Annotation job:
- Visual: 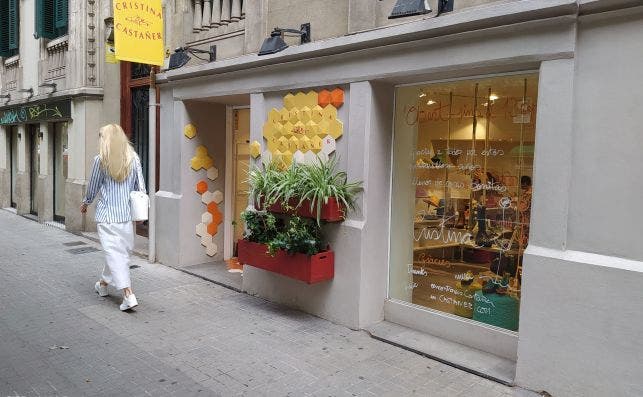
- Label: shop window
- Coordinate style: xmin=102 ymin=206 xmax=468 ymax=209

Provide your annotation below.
xmin=35 ymin=0 xmax=68 ymax=40
xmin=0 ymin=0 xmax=19 ymax=57
xmin=390 ymin=74 xmax=538 ymax=332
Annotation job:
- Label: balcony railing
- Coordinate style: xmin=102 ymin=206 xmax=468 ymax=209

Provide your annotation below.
xmin=1 ymin=56 xmax=20 ymax=94
xmin=43 ymin=35 xmax=69 ymax=83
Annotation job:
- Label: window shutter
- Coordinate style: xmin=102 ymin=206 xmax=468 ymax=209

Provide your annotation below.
xmin=36 ymin=0 xmax=56 ymax=39
xmin=8 ymin=0 xmax=18 ymax=50
xmin=54 ymin=0 xmax=68 ymax=31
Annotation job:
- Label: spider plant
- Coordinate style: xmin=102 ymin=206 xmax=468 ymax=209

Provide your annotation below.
xmin=266 ymin=163 xmax=307 ymax=211
xmin=299 ymin=156 xmax=363 ymax=224
xmin=247 ymin=162 xmax=281 ymax=209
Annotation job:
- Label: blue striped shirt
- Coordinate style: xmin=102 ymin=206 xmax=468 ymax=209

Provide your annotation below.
xmin=82 ymin=154 xmax=146 ymax=223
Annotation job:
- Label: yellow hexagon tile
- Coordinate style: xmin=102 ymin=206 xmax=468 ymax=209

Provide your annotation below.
xmin=184 ymin=123 xmax=197 ymax=139
xmin=283 ymin=93 xmax=296 ymax=110
xmin=294 ymin=92 xmax=307 ymax=108
xmin=304 ymin=120 xmax=319 ymax=138
xmin=262 ymin=122 xmax=276 ymax=140
xmin=279 ymin=107 xmax=290 ymax=124
xmin=311 ymin=105 xmax=324 ymax=123
xmin=311 ymin=135 xmax=322 ymax=153
xmin=202 ymin=156 xmax=214 ymax=170
xmin=195 ymin=145 xmax=208 ymax=157
xmin=289 ymin=108 xmax=300 ymax=124
xmin=288 ymin=136 xmax=299 ymax=152
xmin=292 ymin=121 xmax=305 ymax=137
xmin=299 ymin=106 xmax=311 ymax=123
xmin=191 ymin=156 xmax=204 ymax=171
xmin=299 ymin=135 xmax=312 ymax=151
xmin=317 ymin=119 xmax=330 ymax=136
xmin=266 ymin=136 xmax=279 ymax=152
xmin=282 ymin=150 xmax=293 ymax=166
xmin=282 ymin=121 xmax=294 ymax=137
xmin=323 ymin=104 xmax=337 ymax=121
xmin=277 ymin=136 xmax=289 ymax=152
xmin=329 ymin=119 xmax=343 ymax=139
xmin=250 ymin=141 xmax=261 ymax=158
xmin=305 ymin=91 xmax=318 ymax=107
xmin=268 ymin=108 xmax=280 ymax=124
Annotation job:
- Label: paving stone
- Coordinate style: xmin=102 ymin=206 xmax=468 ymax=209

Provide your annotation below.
xmin=0 ymin=210 xmax=539 ymax=397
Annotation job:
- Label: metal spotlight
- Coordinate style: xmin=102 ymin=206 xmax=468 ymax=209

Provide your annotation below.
xmin=258 ymin=23 xmax=311 ymax=56
xmin=168 ymin=45 xmax=217 ymax=70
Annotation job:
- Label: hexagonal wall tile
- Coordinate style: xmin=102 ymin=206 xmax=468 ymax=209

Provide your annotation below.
xmin=201 ymin=191 xmax=214 ymax=204
xmin=184 ymin=123 xmax=197 ymax=139
xmin=201 ymin=234 xmax=213 ymax=247
xmin=268 ymin=108 xmax=280 ymax=124
xmin=191 ymin=157 xmax=203 ymax=171
xmin=299 ymin=136 xmax=312 ymax=151
xmin=282 ymin=150 xmax=293 ymax=166
xmin=196 ymin=222 xmax=206 ymax=237
xmin=206 ymin=243 xmax=218 ymax=257
xmin=196 ymin=180 xmax=208 ymax=194
xmin=311 ymin=105 xmax=324 ymax=122
xmin=293 ymin=150 xmax=305 ymax=164
xmin=201 ymin=212 xmax=213 ymax=224
xmin=299 ymin=106 xmax=311 ymax=123
xmin=288 ymin=136 xmax=299 ymax=152
xmin=315 ymin=151 xmax=329 ymax=164
xmin=323 ymin=104 xmax=337 ymax=121
xmin=207 ymin=222 xmax=219 ymax=236
xmin=208 ymin=202 xmax=223 ymax=225
xmin=294 ymin=92 xmax=307 ymax=108
xmin=195 ymin=145 xmax=208 ymax=157
xmin=304 ymin=120 xmax=318 ymax=138
xmin=329 ymin=119 xmax=343 ymax=139
xmin=283 ymin=93 xmax=296 ymax=110
xmin=207 ymin=167 xmax=219 ymax=181
xmin=277 ymin=136 xmax=289 ymax=152
xmin=289 ymin=108 xmax=300 ymax=124
xmin=202 ymin=156 xmax=214 ymax=170
xmin=250 ymin=141 xmax=261 ymax=159
xmin=311 ymin=135 xmax=322 ymax=152
xmin=279 ymin=107 xmax=290 ymax=123
xmin=212 ymin=190 xmax=224 ymax=204
xmin=330 ymin=88 xmax=344 ymax=108
xmin=318 ymin=89 xmax=331 ymax=108
xmin=303 ymin=150 xmax=316 ymax=165
xmin=305 ymin=91 xmax=318 ymax=107
xmin=282 ymin=121 xmax=294 ymax=137
xmin=321 ymin=135 xmax=336 ymax=154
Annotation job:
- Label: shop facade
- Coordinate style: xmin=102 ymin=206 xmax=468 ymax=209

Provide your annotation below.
xmin=155 ymin=1 xmax=643 ymax=395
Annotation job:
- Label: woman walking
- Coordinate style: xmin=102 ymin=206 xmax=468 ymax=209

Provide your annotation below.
xmin=80 ymin=124 xmax=146 ymax=311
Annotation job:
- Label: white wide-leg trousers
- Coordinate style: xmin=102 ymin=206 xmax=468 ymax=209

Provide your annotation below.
xmin=97 ymin=222 xmax=134 ymax=290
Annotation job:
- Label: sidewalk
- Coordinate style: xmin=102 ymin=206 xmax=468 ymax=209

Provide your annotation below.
xmin=0 ymin=210 xmax=539 ymax=396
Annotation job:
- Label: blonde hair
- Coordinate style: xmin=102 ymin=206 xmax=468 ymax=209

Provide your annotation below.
xmin=98 ymin=124 xmax=135 ymax=182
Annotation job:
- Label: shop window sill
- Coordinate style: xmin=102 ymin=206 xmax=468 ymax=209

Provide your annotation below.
xmin=238 ymin=239 xmax=334 ymax=284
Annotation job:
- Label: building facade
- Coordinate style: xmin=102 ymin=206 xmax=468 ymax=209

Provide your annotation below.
xmin=6 ymin=0 xmax=634 ymax=395
xmin=0 ymin=0 xmax=155 ymax=233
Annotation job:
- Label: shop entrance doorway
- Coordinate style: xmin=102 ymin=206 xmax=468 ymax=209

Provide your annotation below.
xmin=53 ymin=123 xmax=68 ymax=223
xmin=232 ymin=108 xmax=250 ymax=256
xmin=28 ymin=125 xmax=39 ymax=215
xmin=10 ymin=126 xmax=17 ymax=208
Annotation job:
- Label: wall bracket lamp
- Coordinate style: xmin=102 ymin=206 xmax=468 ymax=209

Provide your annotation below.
xmin=39 ymin=82 xmax=57 ymax=94
xmin=0 ymin=93 xmax=10 ymax=104
xmin=168 ymin=45 xmax=217 ymax=70
xmin=388 ymin=0 xmax=431 ymax=19
xmin=258 ymin=23 xmax=311 ymax=56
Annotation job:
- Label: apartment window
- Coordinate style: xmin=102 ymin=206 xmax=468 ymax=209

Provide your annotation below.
xmin=0 ymin=0 xmax=19 ymax=57
xmin=36 ymin=0 xmax=68 ymax=39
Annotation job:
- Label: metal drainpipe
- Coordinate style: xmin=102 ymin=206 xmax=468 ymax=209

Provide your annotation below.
xmin=148 ymin=75 xmax=158 ymax=263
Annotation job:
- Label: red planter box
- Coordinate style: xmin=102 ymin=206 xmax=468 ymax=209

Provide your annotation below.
xmin=237 ymin=239 xmax=334 ymax=284
xmin=261 ymin=197 xmax=346 ymax=222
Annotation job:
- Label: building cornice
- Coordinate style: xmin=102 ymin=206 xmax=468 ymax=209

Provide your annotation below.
xmin=0 ymin=87 xmax=103 ymax=110
xmin=157 ymin=0 xmax=579 ymax=84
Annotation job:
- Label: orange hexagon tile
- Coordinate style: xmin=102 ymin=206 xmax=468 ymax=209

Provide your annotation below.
xmin=196 ymin=180 xmax=208 ymax=194
xmin=184 ymin=123 xmax=197 ymax=139
xmin=330 ymin=88 xmax=344 ymax=108
xmin=318 ymin=89 xmax=331 ymax=108
xmin=207 ymin=222 xmax=219 ymax=236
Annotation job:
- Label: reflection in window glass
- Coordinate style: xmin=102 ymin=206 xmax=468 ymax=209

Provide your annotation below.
xmin=390 ymin=74 xmax=538 ymax=331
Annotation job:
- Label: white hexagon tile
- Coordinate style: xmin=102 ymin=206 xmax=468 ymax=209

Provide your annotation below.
xmin=196 ymin=222 xmax=206 ymax=237
xmin=207 ymin=167 xmax=219 ymax=181
xmin=212 ymin=190 xmax=224 ymax=204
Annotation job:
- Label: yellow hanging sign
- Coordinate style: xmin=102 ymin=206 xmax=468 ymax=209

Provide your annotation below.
xmin=113 ymin=0 xmax=164 ymax=66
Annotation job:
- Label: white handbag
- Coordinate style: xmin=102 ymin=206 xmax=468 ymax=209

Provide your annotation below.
xmin=130 ymin=191 xmax=149 ymax=221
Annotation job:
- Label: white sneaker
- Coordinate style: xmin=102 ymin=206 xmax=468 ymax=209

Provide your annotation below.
xmin=120 ymin=294 xmax=138 ymax=311
xmin=95 ymin=281 xmax=108 ymax=297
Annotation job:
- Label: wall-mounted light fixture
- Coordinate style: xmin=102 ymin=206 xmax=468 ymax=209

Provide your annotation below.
xmin=104 ymin=17 xmax=115 ymax=43
xmin=389 ymin=0 xmax=430 ymax=19
xmin=39 ymin=82 xmax=57 ymax=94
xmin=258 ymin=23 xmax=311 ymax=56
xmin=168 ymin=45 xmax=217 ymax=70
xmin=18 ymin=88 xmax=34 ymax=100
xmin=0 ymin=93 xmax=9 ymax=104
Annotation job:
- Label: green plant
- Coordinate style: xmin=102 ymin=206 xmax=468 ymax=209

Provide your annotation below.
xmin=299 ymin=156 xmax=363 ymax=224
xmin=266 ymin=163 xmax=306 ymax=211
xmin=247 ymin=162 xmax=281 ymax=209
xmin=240 ymin=210 xmax=279 ymax=244
xmin=266 ymin=216 xmax=323 ymax=256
